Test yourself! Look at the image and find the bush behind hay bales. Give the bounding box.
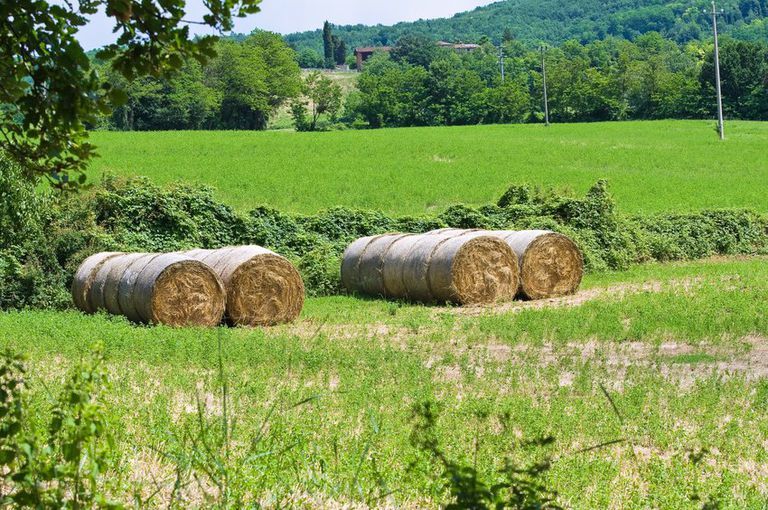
[1,161,767,309]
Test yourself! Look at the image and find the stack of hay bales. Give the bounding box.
[72,253,226,327]
[72,246,305,327]
[429,229,584,299]
[341,230,520,305]
[181,246,304,327]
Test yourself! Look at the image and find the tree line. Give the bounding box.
[346,33,768,128]
[285,0,768,55]
[96,32,302,131]
[96,31,768,132]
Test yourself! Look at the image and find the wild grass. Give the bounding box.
[89,120,768,215]
[2,256,767,507]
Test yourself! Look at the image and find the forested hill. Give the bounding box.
[284,0,768,52]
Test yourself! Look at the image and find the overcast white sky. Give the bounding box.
[77,0,497,50]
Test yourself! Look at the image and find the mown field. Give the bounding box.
[89,120,768,215]
[5,121,767,507]
[3,257,768,507]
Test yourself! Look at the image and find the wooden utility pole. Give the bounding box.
[499,45,505,82]
[541,45,550,127]
[711,1,725,140]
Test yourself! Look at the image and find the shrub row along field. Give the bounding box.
[3,155,767,309]
[89,120,768,215]
[2,257,768,507]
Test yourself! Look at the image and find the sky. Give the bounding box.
[76,0,497,50]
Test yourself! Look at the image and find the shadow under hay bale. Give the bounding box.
[183,246,305,327]
[72,253,226,327]
[342,231,519,305]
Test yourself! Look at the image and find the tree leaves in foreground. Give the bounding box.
[0,0,262,188]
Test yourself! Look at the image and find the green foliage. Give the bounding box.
[2,161,767,309]
[93,176,246,253]
[410,402,562,509]
[0,346,120,508]
[87,121,768,215]
[0,0,262,184]
[104,59,219,132]
[0,156,71,310]
[203,34,302,130]
[291,72,344,131]
[700,38,768,120]
[391,34,442,68]
[285,0,768,52]
[297,48,325,69]
[349,34,755,128]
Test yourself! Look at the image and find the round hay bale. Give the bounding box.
[71,252,124,313]
[424,232,519,304]
[343,231,519,305]
[182,246,304,327]
[129,253,226,327]
[100,253,147,316]
[341,236,377,294]
[117,254,164,323]
[380,234,427,299]
[399,231,469,302]
[493,230,584,300]
[341,234,414,297]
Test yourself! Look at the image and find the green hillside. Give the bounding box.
[285,0,768,53]
[88,120,768,215]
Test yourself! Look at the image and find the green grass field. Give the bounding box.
[8,121,768,507]
[3,256,768,507]
[89,120,768,215]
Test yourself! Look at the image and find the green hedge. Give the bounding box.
[1,157,766,309]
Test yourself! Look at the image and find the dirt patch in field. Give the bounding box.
[275,320,415,350]
[272,276,722,344]
[443,334,768,389]
[444,276,709,317]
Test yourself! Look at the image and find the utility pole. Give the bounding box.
[499,45,505,82]
[541,45,550,127]
[711,1,725,140]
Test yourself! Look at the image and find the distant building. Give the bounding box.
[355,46,393,69]
[437,41,482,53]
[452,43,482,53]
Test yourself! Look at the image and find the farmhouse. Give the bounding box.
[355,46,393,68]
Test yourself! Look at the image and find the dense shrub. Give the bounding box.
[1,164,766,309]
[0,158,71,309]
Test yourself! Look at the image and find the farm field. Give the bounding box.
[3,256,768,507]
[89,120,768,215]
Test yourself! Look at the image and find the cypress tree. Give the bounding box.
[323,21,335,68]
[334,37,347,65]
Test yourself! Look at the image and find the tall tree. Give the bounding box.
[334,37,348,66]
[205,34,301,130]
[291,72,343,131]
[0,0,262,188]
[323,21,335,68]
[391,34,440,68]
[700,38,768,119]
